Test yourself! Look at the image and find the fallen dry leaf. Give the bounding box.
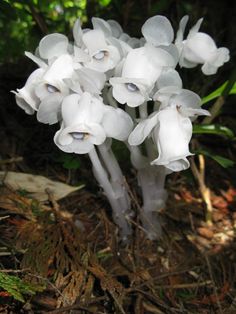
[0,171,84,202]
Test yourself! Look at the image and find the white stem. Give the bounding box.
[88,146,132,240]
[98,140,132,216]
[125,104,136,120]
[126,143,167,239]
[139,103,156,159]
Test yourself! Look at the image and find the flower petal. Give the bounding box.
[43,54,75,83]
[142,15,174,46]
[175,15,189,44]
[13,68,45,113]
[107,19,123,38]
[39,33,69,59]
[76,68,106,94]
[36,93,63,124]
[156,69,182,89]
[102,106,133,140]
[92,17,112,37]
[73,18,83,47]
[110,77,149,107]
[128,112,158,145]
[83,29,108,56]
[25,51,47,68]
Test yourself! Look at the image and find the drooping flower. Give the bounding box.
[13,68,45,115]
[54,92,133,154]
[175,16,230,75]
[110,45,176,107]
[129,88,209,171]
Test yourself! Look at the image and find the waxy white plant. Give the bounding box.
[14,15,230,241]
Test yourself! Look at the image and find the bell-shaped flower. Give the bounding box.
[128,107,193,171]
[34,54,78,124]
[129,86,209,171]
[175,16,230,75]
[82,29,121,72]
[151,107,193,171]
[54,92,133,154]
[142,15,174,47]
[13,68,45,115]
[110,45,176,107]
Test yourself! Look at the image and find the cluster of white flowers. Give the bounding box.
[14,15,229,241]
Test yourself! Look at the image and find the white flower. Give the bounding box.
[13,68,45,115]
[129,87,209,171]
[128,107,193,171]
[175,16,230,75]
[110,45,176,107]
[82,29,121,72]
[34,54,78,124]
[54,92,133,154]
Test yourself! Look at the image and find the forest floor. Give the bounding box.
[1,61,236,314]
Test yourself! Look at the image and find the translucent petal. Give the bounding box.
[107,19,123,38]
[171,89,201,110]
[36,93,63,124]
[188,17,204,37]
[92,17,112,37]
[156,69,182,89]
[76,68,106,94]
[175,15,189,44]
[185,33,217,63]
[83,29,108,56]
[25,51,47,68]
[110,77,149,107]
[128,113,159,145]
[102,107,133,140]
[15,94,35,115]
[39,33,69,59]
[43,54,75,83]
[73,46,90,62]
[141,15,174,46]
[121,47,163,85]
[73,18,83,47]
[14,68,44,113]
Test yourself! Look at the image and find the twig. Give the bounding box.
[0,268,29,273]
[202,96,225,124]
[0,157,23,165]
[153,280,212,290]
[204,255,223,314]
[190,155,213,225]
[44,296,106,313]
[28,3,48,35]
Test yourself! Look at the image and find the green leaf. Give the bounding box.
[201,81,236,105]
[195,149,234,168]
[0,271,44,302]
[193,124,235,138]
[56,153,81,170]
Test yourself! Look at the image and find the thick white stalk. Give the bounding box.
[88,146,132,241]
[127,143,167,239]
[98,140,131,213]
[139,102,156,159]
